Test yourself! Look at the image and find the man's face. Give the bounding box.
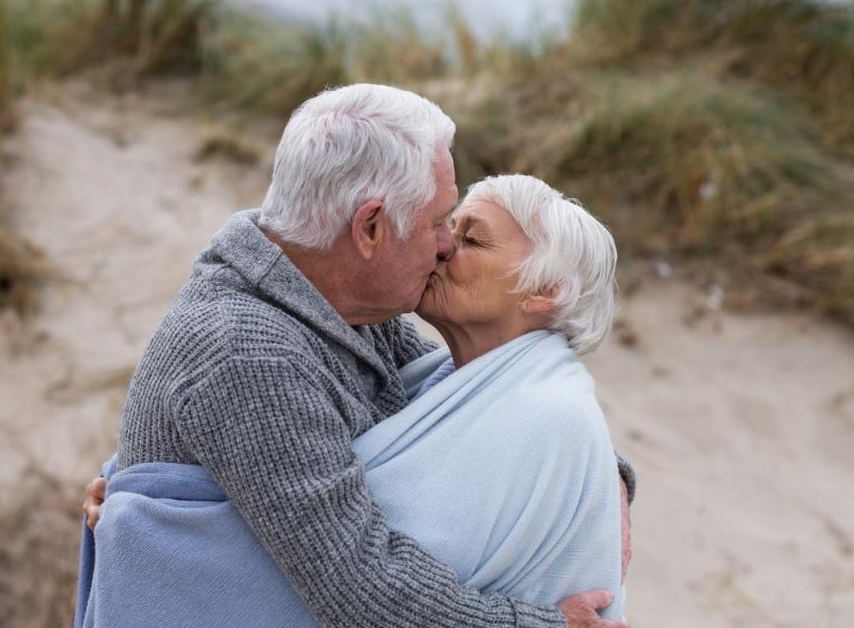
[374,146,458,315]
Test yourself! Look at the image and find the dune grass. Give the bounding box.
[10,0,216,79]
[1,0,853,325]
[437,0,854,325]
[0,224,48,315]
[0,1,13,129]
[548,73,854,321]
[570,0,854,143]
[196,11,349,117]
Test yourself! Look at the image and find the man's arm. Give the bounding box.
[174,355,569,628]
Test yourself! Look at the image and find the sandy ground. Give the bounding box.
[1,82,853,628]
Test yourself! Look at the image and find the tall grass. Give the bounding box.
[571,0,854,143]
[16,0,216,78]
[2,0,853,322]
[439,1,854,324]
[549,73,854,321]
[198,11,349,117]
[0,0,13,128]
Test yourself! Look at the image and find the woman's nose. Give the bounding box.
[436,223,456,262]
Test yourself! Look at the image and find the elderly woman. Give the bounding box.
[77,174,626,627]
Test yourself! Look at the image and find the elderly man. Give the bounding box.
[79,84,633,628]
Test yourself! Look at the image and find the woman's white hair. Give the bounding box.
[465,174,617,354]
[259,84,455,249]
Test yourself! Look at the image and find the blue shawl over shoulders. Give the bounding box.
[75,330,624,627]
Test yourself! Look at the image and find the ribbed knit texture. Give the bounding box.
[117,210,566,628]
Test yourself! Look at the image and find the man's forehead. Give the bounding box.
[434,145,456,181]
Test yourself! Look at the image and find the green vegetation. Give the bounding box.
[1,0,853,324]
[444,0,854,325]
[0,0,13,128]
[571,0,854,143]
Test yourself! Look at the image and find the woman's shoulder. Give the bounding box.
[508,348,609,446]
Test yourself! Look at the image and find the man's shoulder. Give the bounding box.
[171,268,317,359]
[139,270,316,386]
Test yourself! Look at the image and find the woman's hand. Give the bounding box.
[83,476,107,530]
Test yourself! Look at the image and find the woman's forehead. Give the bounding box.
[454,199,514,231]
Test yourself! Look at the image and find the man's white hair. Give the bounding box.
[259,84,456,249]
[464,174,617,354]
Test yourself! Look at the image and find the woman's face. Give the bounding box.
[416,198,532,329]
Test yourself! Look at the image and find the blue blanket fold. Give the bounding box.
[74,330,624,627]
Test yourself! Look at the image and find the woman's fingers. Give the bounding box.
[83,477,108,530]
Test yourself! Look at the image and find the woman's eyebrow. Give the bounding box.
[465,216,491,235]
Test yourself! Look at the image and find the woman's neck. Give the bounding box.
[429,319,535,368]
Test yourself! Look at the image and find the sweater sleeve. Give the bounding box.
[174,355,565,628]
[615,452,637,505]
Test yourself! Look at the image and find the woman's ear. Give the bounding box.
[520,285,559,315]
[350,200,385,260]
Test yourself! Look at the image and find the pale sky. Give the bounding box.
[228,0,576,40]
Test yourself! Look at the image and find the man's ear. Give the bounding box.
[520,285,559,316]
[350,200,385,260]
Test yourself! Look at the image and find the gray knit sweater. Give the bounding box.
[117,210,621,628]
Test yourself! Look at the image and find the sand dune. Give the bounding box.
[1,82,852,627]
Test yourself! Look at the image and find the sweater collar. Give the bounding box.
[209,209,391,379]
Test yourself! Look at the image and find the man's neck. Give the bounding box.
[264,229,379,327]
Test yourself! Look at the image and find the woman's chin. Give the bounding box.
[415,289,440,322]
[414,298,433,321]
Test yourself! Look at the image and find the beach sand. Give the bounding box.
[2,82,852,627]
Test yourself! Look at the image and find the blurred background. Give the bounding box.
[1,0,853,626]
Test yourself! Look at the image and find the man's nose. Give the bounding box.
[436,223,456,262]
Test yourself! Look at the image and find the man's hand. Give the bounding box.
[557,591,629,628]
[83,476,107,530]
[620,478,632,584]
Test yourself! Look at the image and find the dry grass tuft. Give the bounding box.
[194,134,260,166]
[348,7,447,85]
[198,13,349,118]
[0,225,48,315]
[49,0,216,79]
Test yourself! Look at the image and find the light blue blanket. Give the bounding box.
[75,330,624,627]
